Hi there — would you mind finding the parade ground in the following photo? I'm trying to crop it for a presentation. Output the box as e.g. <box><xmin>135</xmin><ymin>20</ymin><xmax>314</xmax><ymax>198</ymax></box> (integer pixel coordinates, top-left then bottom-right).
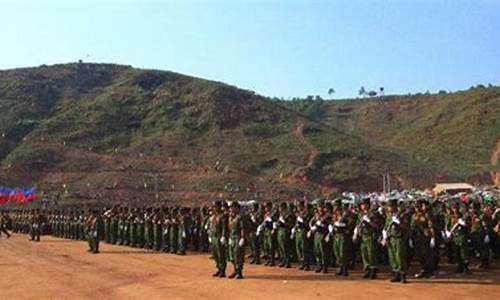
<box><xmin>0</xmin><ymin>235</ymin><xmax>499</xmax><ymax>300</ymax></box>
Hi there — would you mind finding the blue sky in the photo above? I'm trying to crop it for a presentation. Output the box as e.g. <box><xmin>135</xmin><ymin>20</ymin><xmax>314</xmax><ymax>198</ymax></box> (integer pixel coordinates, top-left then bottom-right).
<box><xmin>2</xmin><ymin>0</ymin><xmax>500</xmax><ymax>99</ymax></box>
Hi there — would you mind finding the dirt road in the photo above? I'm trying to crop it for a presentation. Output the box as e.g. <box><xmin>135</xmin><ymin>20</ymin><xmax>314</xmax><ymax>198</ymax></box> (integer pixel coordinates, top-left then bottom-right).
<box><xmin>1</xmin><ymin>235</ymin><xmax>499</xmax><ymax>300</ymax></box>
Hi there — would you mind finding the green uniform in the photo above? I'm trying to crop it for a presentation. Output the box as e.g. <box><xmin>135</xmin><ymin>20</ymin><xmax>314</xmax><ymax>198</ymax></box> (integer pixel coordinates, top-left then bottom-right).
<box><xmin>356</xmin><ymin>211</ymin><xmax>378</xmax><ymax>273</ymax></box>
<box><xmin>411</xmin><ymin>211</ymin><xmax>434</xmax><ymax>276</ymax></box>
<box><xmin>209</xmin><ymin>212</ymin><xmax>228</xmax><ymax>276</ymax></box>
<box><xmin>228</xmin><ymin>213</ymin><xmax>246</xmax><ymax>276</ymax></box>
<box><xmin>310</xmin><ymin>214</ymin><xmax>329</xmax><ymax>273</ymax></box>
<box><xmin>384</xmin><ymin>211</ymin><xmax>408</xmax><ymax>277</ymax></box>
<box><xmin>332</xmin><ymin>210</ymin><xmax>354</xmax><ymax>275</ymax></box>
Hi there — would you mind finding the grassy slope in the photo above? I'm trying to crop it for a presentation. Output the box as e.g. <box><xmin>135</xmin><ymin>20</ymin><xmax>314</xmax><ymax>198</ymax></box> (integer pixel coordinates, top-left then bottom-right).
<box><xmin>283</xmin><ymin>88</ymin><xmax>500</xmax><ymax>180</ymax></box>
<box><xmin>0</xmin><ymin>63</ymin><xmax>420</xmax><ymax>204</ymax></box>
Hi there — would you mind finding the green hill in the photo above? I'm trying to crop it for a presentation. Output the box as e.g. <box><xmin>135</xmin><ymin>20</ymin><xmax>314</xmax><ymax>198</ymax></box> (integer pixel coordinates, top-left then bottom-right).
<box><xmin>282</xmin><ymin>87</ymin><xmax>500</xmax><ymax>187</ymax></box>
<box><xmin>0</xmin><ymin>63</ymin><xmax>497</xmax><ymax>205</ymax></box>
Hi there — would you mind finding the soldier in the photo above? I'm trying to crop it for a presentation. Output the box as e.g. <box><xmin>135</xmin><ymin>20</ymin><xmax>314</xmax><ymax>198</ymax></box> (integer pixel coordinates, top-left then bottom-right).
<box><xmin>0</xmin><ymin>211</ymin><xmax>12</xmax><ymax>238</ymax></box>
<box><xmin>276</xmin><ymin>202</ymin><xmax>293</xmax><ymax>268</ymax></box>
<box><xmin>86</xmin><ymin>209</ymin><xmax>102</xmax><ymax>254</ymax></box>
<box><xmin>260</xmin><ymin>201</ymin><xmax>277</xmax><ymax>266</ymax></box>
<box><xmin>152</xmin><ymin>207</ymin><xmax>163</xmax><ymax>251</ymax></box>
<box><xmin>29</xmin><ymin>209</ymin><xmax>42</xmax><ymax>242</ymax></box>
<box><xmin>410</xmin><ymin>198</ymin><xmax>435</xmax><ymax>278</ymax></box>
<box><xmin>309</xmin><ymin>200</ymin><xmax>329</xmax><ymax>273</ymax></box>
<box><xmin>248</xmin><ymin>203</ymin><xmax>263</xmax><ymax>265</ymax></box>
<box><xmin>169</xmin><ymin>207</ymin><xmax>179</xmax><ymax>253</ymax></box>
<box><xmin>227</xmin><ymin>201</ymin><xmax>246</xmax><ymax>279</ymax></box>
<box><xmin>446</xmin><ymin>202</ymin><xmax>470</xmax><ymax>274</ymax></box>
<box><xmin>383</xmin><ymin>198</ymin><xmax>408</xmax><ymax>283</ymax></box>
<box><xmin>209</xmin><ymin>201</ymin><xmax>228</xmax><ymax>278</ymax></box>
<box><xmin>292</xmin><ymin>201</ymin><xmax>311</xmax><ymax>270</ymax></box>
<box><xmin>178</xmin><ymin>207</ymin><xmax>191</xmax><ymax>255</ymax></box>
<box><xmin>469</xmin><ymin>201</ymin><xmax>490</xmax><ymax>268</ymax></box>
<box><xmin>330</xmin><ymin>198</ymin><xmax>355</xmax><ymax>277</ymax></box>
<box><xmin>144</xmin><ymin>207</ymin><xmax>154</xmax><ymax>249</ymax></box>
<box><xmin>354</xmin><ymin>197</ymin><xmax>379</xmax><ymax>279</ymax></box>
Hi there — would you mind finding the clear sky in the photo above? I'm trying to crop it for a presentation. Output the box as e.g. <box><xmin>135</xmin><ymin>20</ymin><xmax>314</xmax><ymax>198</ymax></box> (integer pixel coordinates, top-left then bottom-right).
<box><xmin>2</xmin><ymin>0</ymin><xmax>500</xmax><ymax>99</ymax></box>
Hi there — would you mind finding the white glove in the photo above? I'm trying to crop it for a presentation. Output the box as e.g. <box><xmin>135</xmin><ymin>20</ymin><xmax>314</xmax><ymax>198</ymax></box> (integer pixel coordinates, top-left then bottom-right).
<box><xmin>328</xmin><ymin>224</ymin><xmax>334</xmax><ymax>233</ymax></box>
<box><xmin>273</xmin><ymin>222</ymin><xmax>278</xmax><ymax>229</ymax></box>
<box><xmin>445</xmin><ymin>230</ymin><xmax>451</xmax><ymax>239</ymax></box>
<box><xmin>297</xmin><ymin>216</ymin><xmax>304</xmax><ymax>223</ymax></box>
<box><xmin>382</xmin><ymin>230</ymin><xmax>388</xmax><ymax>241</ymax></box>
<box><xmin>238</xmin><ymin>238</ymin><xmax>244</xmax><ymax>247</ymax></box>
<box><xmin>353</xmin><ymin>227</ymin><xmax>359</xmax><ymax>237</ymax></box>
<box><xmin>307</xmin><ymin>231</ymin><xmax>312</xmax><ymax>238</ymax></box>
<box><xmin>392</xmin><ymin>216</ymin><xmax>400</xmax><ymax>225</ymax></box>
<box><xmin>265</xmin><ymin>217</ymin><xmax>272</xmax><ymax>222</ymax></box>
<box><xmin>291</xmin><ymin>227</ymin><xmax>296</xmax><ymax>235</ymax></box>
<box><xmin>378</xmin><ymin>207</ymin><xmax>384</xmax><ymax>214</ymax></box>
<box><xmin>220</xmin><ymin>237</ymin><xmax>226</xmax><ymax>245</ymax></box>
<box><xmin>484</xmin><ymin>234</ymin><xmax>490</xmax><ymax>244</ymax></box>
<box><xmin>310</xmin><ymin>225</ymin><xmax>317</xmax><ymax>231</ymax></box>
<box><xmin>279</xmin><ymin>216</ymin><xmax>285</xmax><ymax>223</ymax></box>
<box><xmin>325</xmin><ymin>235</ymin><xmax>330</xmax><ymax>243</ymax></box>
<box><xmin>409</xmin><ymin>239</ymin><xmax>414</xmax><ymax>248</ymax></box>
<box><xmin>316</xmin><ymin>220</ymin><xmax>322</xmax><ymax>226</ymax></box>
<box><xmin>204</xmin><ymin>224</ymin><xmax>209</xmax><ymax>230</ymax></box>
<box><xmin>458</xmin><ymin>219</ymin><xmax>466</xmax><ymax>226</ymax></box>
<box><xmin>335</xmin><ymin>222</ymin><xmax>346</xmax><ymax>228</ymax></box>
<box><xmin>430</xmin><ymin>237</ymin><xmax>435</xmax><ymax>248</ymax></box>
<box><xmin>182</xmin><ymin>231</ymin><xmax>186</xmax><ymax>238</ymax></box>
<box><xmin>362</xmin><ymin>215</ymin><xmax>371</xmax><ymax>223</ymax></box>
<box><xmin>251</xmin><ymin>216</ymin><xmax>256</xmax><ymax>223</ymax></box>
<box><xmin>208</xmin><ymin>237</ymin><xmax>212</xmax><ymax>243</ymax></box>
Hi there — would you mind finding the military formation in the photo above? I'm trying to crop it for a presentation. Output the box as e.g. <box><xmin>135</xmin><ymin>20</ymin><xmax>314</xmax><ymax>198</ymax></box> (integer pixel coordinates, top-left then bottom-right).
<box><xmin>1</xmin><ymin>189</ymin><xmax>500</xmax><ymax>283</ymax></box>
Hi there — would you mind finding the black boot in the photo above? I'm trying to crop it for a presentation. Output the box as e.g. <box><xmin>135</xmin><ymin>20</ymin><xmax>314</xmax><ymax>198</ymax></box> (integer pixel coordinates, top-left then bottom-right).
<box><xmin>315</xmin><ymin>267</ymin><xmax>323</xmax><ymax>273</ymax></box>
<box><xmin>370</xmin><ymin>268</ymin><xmax>377</xmax><ymax>279</ymax></box>
<box><xmin>362</xmin><ymin>269</ymin><xmax>371</xmax><ymax>279</ymax></box>
<box><xmin>400</xmin><ymin>272</ymin><xmax>407</xmax><ymax>284</ymax></box>
<box><xmin>342</xmin><ymin>266</ymin><xmax>349</xmax><ymax>277</ymax></box>
<box><xmin>228</xmin><ymin>272</ymin><xmax>237</xmax><ymax>279</ymax></box>
<box><xmin>390</xmin><ymin>272</ymin><xmax>401</xmax><ymax>282</ymax></box>
<box><xmin>336</xmin><ymin>267</ymin><xmax>343</xmax><ymax>276</ymax></box>
<box><xmin>236</xmin><ymin>270</ymin><xmax>243</xmax><ymax>279</ymax></box>
<box><xmin>219</xmin><ymin>270</ymin><xmax>226</xmax><ymax>278</ymax></box>
<box><xmin>212</xmin><ymin>270</ymin><xmax>220</xmax><ymax>277</ymax></box>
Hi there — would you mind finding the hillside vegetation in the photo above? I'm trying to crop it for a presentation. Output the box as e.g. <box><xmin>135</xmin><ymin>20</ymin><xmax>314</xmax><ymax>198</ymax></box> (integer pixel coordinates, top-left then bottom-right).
<box><xmin>0</xmin><ymin>63</ymin><xmax>497</xmax><ymax>205</ymax></box>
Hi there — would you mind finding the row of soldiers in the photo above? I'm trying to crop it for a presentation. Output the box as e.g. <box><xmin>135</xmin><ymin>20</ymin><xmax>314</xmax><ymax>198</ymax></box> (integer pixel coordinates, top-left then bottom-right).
<box><xmin>2</xmin><ymin>194</ymin><xmax>500</xmax><ymax>282</ymax></box>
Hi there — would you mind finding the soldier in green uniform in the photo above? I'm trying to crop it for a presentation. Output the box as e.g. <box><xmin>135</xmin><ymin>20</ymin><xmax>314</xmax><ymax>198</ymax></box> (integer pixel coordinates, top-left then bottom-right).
<box><xmin>227</xmin><ymin>201</ymin><xmax>246</xmax><ymax>279</ymax></box>
<box><xmin>29</xmin><ymin>209</ymin><xmax>42</xmax><ymax>242</ymax></box>
<box><xmin>293</xmin><ymin>200</ymin><xmax>312</xmax><ymax>271</ymax></box>
<box><xmin>410</xmin><ymin>198</ymin><xmax>435</xmax><ymax>278</ymax></box>
<box><xmin>260</xmin><ymin>201</ymin><xmax>277</xmax><ymax>266</ymax></box>
<box><xmin>309</xmin><ymin>200</ymin><xmax>329</xmax><ymax>273</ymax></box>
<box><xmin>248</xmin><ymin>203</ymin><xmax>263</xmax><ymax>265</ymax></box>
<box><xmin>330</xmin><ymin>199</ymin><xmax>354</xmax><ymax>277</ymax></box>
<box><xmin>469</xmin><ymin>201</ymin><xmax>490</xmax><ymax>268</ymax></box>
<box><xmin>0</xmin><ymin>211</ymin><xmax>12</xmax><ymax>238</ymax></box>
<box><xmin>169</xmin><ymin>208</ymin><xmax>179</xmax><ymax>253</ymax></box>
<box><xmin>354</xmin><ymin>197</ymin><xmax>379</xmax><ymax>279</ymax></box>
<box><xmin>162</xmin><ymin>207</ymin><xmax>171</xmax><ymax>252</ymax></box>
<box><xmin>86</xmin><ymin>209</ymin><xmax>102</xmax><ymax>254</ymax></box>
<box><xmin>152</xmin><ymin>207</ymin><xmax>163</xmax><ymax>251</ymax></box>
<box><xmin>383</xmin><ymin>198</ymin><xmax>408</xmax><ymax>283</ymax></box>
<box><xmin>276</xmin><ymin>202</ymin><xmax>293</xmax><ymax>268</ymax></box>
<box><xmin>209</xmin><ymin>201</ymin><xmax>228</xmax><ymax>278</ymax></box>
<box><xmin>144</xmin><ymin>207</ymin><xmax>154</xmax><ymax>249</ymax></box>
<box><xmin>446</xmin><ymin>202</ymin><xmax>470</xmax><ymax>274</ymax></box>
<box><xmin>178</xmin><ymin>207</ymin><xmax>190</xmax><ymax>255</ymax></box>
